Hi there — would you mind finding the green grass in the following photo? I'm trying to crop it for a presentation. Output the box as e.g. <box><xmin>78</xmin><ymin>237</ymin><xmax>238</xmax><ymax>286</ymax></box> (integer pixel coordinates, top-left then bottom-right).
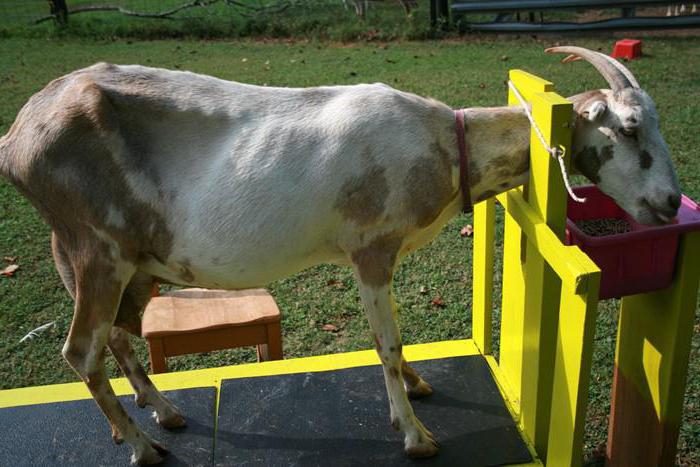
<box><xmin>0</xmin><ymin>36</ymin><xmax>699</xmax><ymax>464</ymax></box>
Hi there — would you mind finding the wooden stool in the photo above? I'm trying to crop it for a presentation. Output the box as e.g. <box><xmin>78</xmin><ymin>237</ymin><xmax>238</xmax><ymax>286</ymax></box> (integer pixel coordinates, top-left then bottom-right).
<box><xmin>142</xmin><ymin>288</ymin><xmax>283</xmax><ymax>374</ymax></box>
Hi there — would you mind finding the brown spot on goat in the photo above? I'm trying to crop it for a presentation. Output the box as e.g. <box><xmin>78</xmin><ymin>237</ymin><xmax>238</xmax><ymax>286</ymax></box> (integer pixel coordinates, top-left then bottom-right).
<box><xmin>468</xmin><ymin>159</ymin><xmax>482</xmax><ymax>188</ymax></box>
<box><xmin>639</xmin><ymin>150</ymin><xmax>653</xmax><ymax>169</ymax></box>
<box><xmin>574</xmin><ymin>146</ymin><xmax>602</xmax><ymax>184</ymax></box>
<box><xmin>373</xmin><ymin>334</ymin><xmax>382</xmax><ymax>352</ymax></box>
<box><xmin>4</xmin><ymin>74</ymin><xmax>175</xmax><ymax>268</ymax></box>
<box><xmin>178</xmin><ymin>260</ymin><xmax>195</xmax><ymax>283</ymax></box>
<box><xmin>573</xmin><ymin>90</ymin><xmax>606</xmax><ymax>118</ymax></box>
<box><xmin>351</xmin><ymin>234</ymin><xmax>402</xmax><ymax>288</ymax></box>
<box><xmin>405</xmin><ymin>148</ymin><xmax>454</xmax><ymax>227</ymax></box>
<box><xmin>335</xmin><ymin>165</ymin><xmax>389</xmax><ymax>226</ymax></box>
<box><xmin>514</xmin><ymin>146</ymin><xmax>530</xmax><ymax>176</ymax></box>
<box><xmin>401</xmin><ymin>360</ymin><xmax>422</xmax><ymax>387</ymax></box>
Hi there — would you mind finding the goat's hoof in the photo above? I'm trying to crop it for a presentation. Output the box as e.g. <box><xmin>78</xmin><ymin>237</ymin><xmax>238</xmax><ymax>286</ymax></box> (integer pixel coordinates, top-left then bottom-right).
<box><xmin>405</xmin><ymin>420</ymin><xmax>438</xmax><ymax>458</ymax></box>
<box><xmin>405</xmin><ymin>438</ymin><xmax>439</xmax><ymax>458</ymax></box>
<box><xmin>407</xmin><ymin>380</ymin><xmax>433</xmax><ymax>399</ymax></box>
<box><xmin>132</xmin><ymin>439</ymin><xmax>168</xmax><ymax>465</ymax></box>
<box><xmin>156</xmin><ymin>411</ymin><xmax>186</xmax><ymax>429</ymax></box>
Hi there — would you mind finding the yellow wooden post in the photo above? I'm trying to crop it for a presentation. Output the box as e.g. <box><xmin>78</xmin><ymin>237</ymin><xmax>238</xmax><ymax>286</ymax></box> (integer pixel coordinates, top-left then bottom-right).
<box><xmin>472</xmin><ymin>197</ymin><xmax>496</xmax><ymax>355</ymax></box>
<box><xmin>546</xmin><ymin>257</ymin><xmax>601</xmax><ymax>466</ymax></box>
<box><xmin>499</xmin><ymin>71</ymin><xmax>554</xmax><ymax>419</ymax></box>
<box><xmin>499</xmin><ymin>71</ymin><xmax>574</xmax><ymax>455</ymax></box>
<box><xmin>606</xmin><ymin>231</ymin><xmax>700</xmax><ymax>467</ymax></box>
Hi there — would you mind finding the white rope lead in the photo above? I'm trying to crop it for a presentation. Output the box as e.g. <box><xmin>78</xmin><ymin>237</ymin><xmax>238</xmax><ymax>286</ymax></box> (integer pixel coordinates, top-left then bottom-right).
<box><xmin>507</xmin><ymin>80</ymin><xmax>586</xmax><ymax>203</ymax></box>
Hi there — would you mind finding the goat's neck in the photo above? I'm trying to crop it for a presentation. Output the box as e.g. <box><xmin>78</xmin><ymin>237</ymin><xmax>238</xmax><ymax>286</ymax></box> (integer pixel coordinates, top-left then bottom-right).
<box><xmin>462</xmin><ymin>106</ymin><xmax>531</xmax><ymax>203</ymax></box>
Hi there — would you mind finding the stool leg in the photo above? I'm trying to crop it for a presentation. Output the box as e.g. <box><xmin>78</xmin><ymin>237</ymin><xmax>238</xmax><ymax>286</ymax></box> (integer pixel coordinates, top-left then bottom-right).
<box><xmin>256</xmin><ymin>344</ymin><xmax>269</xmax><ymax>362</ymax></box>
<box><xmin>266</xmin><ymin>322</ymin><xmax>283</xmax><ymax>361</ymax></box>
<box><xmin>147</xmin><ymin>338</ymin><xmax>169</xmax><ymax>374</ymax></box>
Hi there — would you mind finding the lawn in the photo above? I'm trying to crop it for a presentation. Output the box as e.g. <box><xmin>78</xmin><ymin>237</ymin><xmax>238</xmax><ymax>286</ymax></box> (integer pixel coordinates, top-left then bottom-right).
<box><xmin>0</xmin><ymin>36</ymin><xmax>699</xmax><ymax>464</ymax></box>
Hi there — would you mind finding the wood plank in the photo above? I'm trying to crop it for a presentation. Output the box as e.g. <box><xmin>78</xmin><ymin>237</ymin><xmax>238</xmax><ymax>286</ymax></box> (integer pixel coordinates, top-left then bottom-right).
<box><xmin>472</xmin><ymin>198</ymin><xmax>496</xmax><ymax>355</ymax></box>
<box><xmin>606</xmin><ymin>232</ymin><xmax>700</xmax><ymax>466</ymax></box>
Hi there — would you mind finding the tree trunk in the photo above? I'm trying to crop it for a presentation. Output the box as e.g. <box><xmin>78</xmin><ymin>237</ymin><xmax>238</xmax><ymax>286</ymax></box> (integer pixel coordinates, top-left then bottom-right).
<box><xmin>48</xmin><ymin>0</ymin><xmax>69</xmax><ymax>26</ymax></box>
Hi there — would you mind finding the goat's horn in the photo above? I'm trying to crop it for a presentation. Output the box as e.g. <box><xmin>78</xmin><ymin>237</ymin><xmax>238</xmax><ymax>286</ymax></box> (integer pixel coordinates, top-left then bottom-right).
<box><xmin>600</xmin><ymin>52</ymin><xmax>640</xmax><ymax>88</ymax></box>
<box><xmin>545</xmin><ymin>46</ymin><xmax>635</xmax><ymax>92</ymax></box>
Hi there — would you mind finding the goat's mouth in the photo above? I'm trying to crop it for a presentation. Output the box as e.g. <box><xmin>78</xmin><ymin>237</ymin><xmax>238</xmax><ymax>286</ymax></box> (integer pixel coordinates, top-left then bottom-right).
<box><xmin>638</xmin><ymin>198</ymin><xmax>677</xmax><ymax>226</ymax></box>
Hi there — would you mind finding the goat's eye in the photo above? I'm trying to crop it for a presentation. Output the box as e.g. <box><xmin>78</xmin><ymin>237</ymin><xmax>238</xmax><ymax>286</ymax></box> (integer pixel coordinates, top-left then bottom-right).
<box><xmin>620</xmin><ymin>127</ymin><xmax>637</xmax><ymax>137</ymax></box>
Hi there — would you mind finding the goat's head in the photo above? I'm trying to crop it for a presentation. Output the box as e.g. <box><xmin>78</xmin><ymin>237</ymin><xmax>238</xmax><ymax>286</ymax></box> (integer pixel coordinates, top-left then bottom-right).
<box><xmin>547</xmin><ymin>46</ymin><xmax>681</xmax><ymax>225</ymax></box>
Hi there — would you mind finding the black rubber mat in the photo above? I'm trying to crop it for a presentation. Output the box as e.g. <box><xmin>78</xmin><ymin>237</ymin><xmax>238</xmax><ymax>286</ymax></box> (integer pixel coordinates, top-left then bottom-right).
<box><xmin>215</xmin><ymin>355</ymin><xmax>533</xmax><ymax>466</ymax></box>
<box><xmin>0</xmin><ymin>387</ymin><xmax>215</xmax><ymax>466</ymax></box>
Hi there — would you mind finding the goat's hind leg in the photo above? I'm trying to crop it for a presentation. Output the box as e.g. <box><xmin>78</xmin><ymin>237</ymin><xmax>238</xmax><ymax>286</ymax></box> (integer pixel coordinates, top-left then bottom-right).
<box><xmin>108</xmin><ymin>326</ymin><xmax>185</xmax><ymax>429</ymax></box>
<box><xmin>62</xmin><ymin>247</ymin><xmax>166</xmax><ymax>465</ymax></box>
<box><xmin>401</xmin><ymin>358</ymin><xmax>433</xmax><ymax>399</ymax></box>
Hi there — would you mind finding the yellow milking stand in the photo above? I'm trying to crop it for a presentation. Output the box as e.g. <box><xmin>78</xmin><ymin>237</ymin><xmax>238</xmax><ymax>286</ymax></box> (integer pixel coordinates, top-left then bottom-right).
<box><xmin>472</xmin><ymin>69</ymin><xmax>699</xmax><ymax>466</ymax></box>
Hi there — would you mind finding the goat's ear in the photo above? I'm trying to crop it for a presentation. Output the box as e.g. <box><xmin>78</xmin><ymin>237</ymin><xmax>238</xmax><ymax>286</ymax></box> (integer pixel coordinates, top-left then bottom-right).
<box><xmin>580</xmin><ymin>100</ymin><xmax>607</xmax><ymax>122</ymax></box>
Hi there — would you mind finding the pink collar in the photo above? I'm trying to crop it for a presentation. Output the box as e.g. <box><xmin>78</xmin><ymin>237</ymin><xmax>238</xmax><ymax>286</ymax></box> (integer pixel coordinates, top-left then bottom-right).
<box><xmin>455</xmin><ymin>109</ymin><xmax>473</xmax><ymax>213</ymax></box>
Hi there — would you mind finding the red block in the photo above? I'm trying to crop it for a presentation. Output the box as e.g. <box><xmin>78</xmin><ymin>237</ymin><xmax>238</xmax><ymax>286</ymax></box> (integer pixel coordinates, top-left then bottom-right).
<box><xmin>611</xmin><ymin>39</ymin><xmax>642</xmax><ymax>60</ymax></box>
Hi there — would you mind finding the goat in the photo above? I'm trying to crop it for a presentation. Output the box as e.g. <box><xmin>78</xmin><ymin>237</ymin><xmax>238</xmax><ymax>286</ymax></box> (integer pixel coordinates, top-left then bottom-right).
<box><xmin>0</xmin><ymin>46</ymin><xmax>681</xmax><ymax>464</ymax></box>
<box><xmin>667</xmin><ymin>4</ymin><xmax>697</xmax><ymax>15</ymax></box>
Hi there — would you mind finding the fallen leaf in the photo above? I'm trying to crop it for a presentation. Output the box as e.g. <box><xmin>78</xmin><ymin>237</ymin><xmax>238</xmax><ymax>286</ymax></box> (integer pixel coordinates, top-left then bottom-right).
<box><xmin>500</xmin><ymin>55</ymin><xmax>509</xmax><ymax>61</ymax></box>
<box><xmin>479</xmin><ymin>83</ymin><xmax>487</xmax><ymax>89</ymax></box>
<box><xmin>431</xmin><ymin>296</ymin><xmax>446</xmax><ymax>308</ymax></box>
<box><xmin>4</xmin><ymin>256</ymin><xmax>17</xmax><ymax>263</ymax></box>
<box><xmin>460</xmin><ymin>225</ymin><xmax>474</xmax><ymax>237</ymax></box>
<box><xmin>19</xmin><ymin>321</ymin><xmax>55</xmax><ymax>343</ymax></box>
<box><xmin>241</xmin><ymin>58</ymin><xmax>248</xmax><ymax>62</ymax></box>
<box><xmin>322</xmin><ymin>324</ymin><xmax>339</xmax><ymax>332</ymax></box>
<box><xmin>419</xmin><ymin>286</ymin><xmax>428</xmax><ymax>295</ymax></box>
<box><xmin>1</xmin><ymin>264</ymin><xmax>19</xmax><ymax>277</ymax></box>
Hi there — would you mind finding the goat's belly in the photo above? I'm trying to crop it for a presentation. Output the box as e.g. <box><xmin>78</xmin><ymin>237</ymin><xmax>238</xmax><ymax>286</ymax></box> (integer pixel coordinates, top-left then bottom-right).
<box><xmin>139</xmin><ymin>237</ymin><xmax>345</xmax><ymax>290</ymax></box>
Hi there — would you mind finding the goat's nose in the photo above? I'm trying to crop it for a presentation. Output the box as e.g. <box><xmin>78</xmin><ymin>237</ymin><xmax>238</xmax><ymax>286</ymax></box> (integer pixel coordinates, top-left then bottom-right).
<box><xmin>668</xmin><ymin>193</ymin><xmax>681</xmax><ymax>211</ymax></box>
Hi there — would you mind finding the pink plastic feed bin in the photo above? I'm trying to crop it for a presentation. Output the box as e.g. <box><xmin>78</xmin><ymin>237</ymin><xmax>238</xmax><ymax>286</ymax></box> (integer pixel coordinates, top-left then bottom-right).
<box><xmin>565</xmin><ymin>186</ymin><xmax>700</xmax><ymax>300</ymax></box>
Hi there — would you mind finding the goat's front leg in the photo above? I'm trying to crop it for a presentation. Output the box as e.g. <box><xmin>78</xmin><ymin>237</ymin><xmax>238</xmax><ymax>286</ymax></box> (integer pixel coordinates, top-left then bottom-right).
<box><xmin>355</xmin><ymin>279</ymin><xmax>438</xmax><ymax>458</ymax></box>
<box><xmin>108</xmin><ymin>327</ymin><xmax>185</xmax><ymax>429</ymax></box>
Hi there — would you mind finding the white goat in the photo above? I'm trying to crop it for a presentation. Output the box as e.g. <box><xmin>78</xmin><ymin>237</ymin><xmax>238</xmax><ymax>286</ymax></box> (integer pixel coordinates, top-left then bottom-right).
<box><xmin>0</xmin><ymin>46</ymin><xmax>681</xmax><ymax>464</ymax></box>
<box><xmin>667</xmin><ymin>4</ymin><xmax>697</xmax><ymax>15</ymax></box>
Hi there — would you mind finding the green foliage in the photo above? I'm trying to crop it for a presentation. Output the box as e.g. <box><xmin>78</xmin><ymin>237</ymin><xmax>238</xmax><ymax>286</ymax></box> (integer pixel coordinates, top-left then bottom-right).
<box><xmin>0</xmin><ymin>0</ymin><xmax>438</xmax><ymax>41</ymax></box>
<box><xmin>0</xmin><ymin>37</ymin><xmax>698</xmax><ymax>463</ymax></box>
